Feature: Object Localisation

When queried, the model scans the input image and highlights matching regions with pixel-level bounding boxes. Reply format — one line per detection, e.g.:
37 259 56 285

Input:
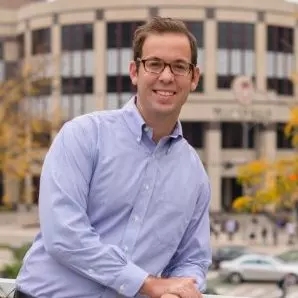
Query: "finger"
160 294 180 298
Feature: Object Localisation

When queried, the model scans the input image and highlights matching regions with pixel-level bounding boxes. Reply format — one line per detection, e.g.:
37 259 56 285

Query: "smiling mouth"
153 90 176 96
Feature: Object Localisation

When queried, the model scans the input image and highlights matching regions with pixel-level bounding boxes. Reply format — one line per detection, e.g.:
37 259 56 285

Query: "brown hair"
133 17 198 66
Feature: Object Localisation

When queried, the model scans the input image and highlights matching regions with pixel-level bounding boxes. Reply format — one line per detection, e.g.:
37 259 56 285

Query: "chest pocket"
153 191 194 248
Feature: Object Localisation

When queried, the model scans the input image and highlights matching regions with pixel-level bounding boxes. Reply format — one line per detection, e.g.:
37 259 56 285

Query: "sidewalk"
211 230 294 255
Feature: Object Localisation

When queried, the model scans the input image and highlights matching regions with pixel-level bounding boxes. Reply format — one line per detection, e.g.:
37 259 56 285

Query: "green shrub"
11 243 31 261
1 262 22 278
0 243 31 279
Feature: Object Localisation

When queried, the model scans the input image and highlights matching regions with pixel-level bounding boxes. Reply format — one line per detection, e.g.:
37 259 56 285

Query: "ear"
129 61 138 86
190 66 200 92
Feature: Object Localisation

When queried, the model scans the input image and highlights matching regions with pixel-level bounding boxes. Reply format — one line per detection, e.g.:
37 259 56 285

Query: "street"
207 271 298 297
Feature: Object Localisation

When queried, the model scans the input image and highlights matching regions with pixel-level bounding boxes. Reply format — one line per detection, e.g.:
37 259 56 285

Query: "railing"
0 278 249 298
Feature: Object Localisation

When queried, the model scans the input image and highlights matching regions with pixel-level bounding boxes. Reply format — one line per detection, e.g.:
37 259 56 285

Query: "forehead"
142 33 192 61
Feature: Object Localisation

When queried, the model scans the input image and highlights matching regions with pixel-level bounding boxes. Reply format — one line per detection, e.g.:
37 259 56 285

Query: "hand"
139 276 201 298
161 292 203 298
167 278 203 298
160 294 180 298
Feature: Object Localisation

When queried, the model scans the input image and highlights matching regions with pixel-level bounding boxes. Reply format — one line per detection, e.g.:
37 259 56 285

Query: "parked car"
211 245 250 270
219 253 298 284
276 249 298 263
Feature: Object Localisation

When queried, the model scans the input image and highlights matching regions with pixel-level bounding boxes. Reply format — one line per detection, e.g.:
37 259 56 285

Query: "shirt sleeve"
160 180 212 292
38 117 148 297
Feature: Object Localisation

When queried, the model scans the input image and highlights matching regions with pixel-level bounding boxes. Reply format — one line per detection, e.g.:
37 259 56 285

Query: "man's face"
129 33 200 119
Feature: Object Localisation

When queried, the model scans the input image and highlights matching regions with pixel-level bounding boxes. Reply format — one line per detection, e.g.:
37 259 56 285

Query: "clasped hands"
139 276 203 298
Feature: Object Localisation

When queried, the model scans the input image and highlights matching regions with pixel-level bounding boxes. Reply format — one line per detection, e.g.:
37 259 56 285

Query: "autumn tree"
233 107 298 213
0 59 59 209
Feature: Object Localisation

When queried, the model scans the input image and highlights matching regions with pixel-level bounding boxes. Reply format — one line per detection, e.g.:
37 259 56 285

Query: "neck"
136 102 178 143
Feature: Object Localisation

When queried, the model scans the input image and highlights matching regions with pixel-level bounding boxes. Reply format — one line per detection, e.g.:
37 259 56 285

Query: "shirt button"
88 269 94 274
137 137 141 142
144 184 149 190
119 284 126 292
144 126 149 132
133 215 139 222
123 245 128 252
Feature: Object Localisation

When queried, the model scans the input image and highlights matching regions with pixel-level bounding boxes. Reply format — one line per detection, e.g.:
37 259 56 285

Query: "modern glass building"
0 0 296 211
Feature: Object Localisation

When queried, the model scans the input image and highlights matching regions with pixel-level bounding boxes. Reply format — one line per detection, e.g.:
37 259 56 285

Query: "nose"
158 65 174 83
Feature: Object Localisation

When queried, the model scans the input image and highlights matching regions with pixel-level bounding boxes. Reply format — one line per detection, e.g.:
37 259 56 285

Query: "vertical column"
255 12 266 92
259 124 277 192
148 7 159 19
3 36 20 209
94 10 106 110
204 8 216 94
51 14 61 135
254 124 262 159
23 21 33 208
259 124 277 161
204 122 221 212
295 22 298 98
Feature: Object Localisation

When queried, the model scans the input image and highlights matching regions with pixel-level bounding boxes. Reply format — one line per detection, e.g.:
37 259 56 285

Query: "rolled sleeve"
111 261 149 297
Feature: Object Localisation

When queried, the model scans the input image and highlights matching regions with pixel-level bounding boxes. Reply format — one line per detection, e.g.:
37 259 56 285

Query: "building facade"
0 0 297 211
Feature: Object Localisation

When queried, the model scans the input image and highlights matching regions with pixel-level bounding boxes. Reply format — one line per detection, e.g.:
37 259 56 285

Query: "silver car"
219 253 298 284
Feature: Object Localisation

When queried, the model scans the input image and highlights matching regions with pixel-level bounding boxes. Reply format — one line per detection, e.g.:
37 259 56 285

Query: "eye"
146 60 163 68
173 63 189 71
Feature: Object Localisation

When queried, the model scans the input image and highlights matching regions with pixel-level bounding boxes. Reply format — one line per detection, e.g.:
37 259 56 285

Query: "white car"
219 253 298 284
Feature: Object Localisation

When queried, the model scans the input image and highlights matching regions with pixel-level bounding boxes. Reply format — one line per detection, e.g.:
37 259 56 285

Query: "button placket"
119 161 157 256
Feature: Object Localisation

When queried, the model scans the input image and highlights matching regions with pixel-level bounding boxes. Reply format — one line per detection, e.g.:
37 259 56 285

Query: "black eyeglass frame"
136 57 195 76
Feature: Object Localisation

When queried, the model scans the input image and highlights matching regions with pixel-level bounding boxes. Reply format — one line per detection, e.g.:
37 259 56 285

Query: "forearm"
162 263 209 291
42 218 148 296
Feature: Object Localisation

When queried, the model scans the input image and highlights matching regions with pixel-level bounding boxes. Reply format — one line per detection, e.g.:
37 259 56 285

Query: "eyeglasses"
137 58 194 77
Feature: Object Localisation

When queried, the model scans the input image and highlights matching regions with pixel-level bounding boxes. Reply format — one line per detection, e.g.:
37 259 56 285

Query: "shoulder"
52 109 123 155
61 109 124 137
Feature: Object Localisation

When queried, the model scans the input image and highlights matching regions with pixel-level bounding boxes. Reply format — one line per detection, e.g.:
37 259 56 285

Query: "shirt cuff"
111 261 149 297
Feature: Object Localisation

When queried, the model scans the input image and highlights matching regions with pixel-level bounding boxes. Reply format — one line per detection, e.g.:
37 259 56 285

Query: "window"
181 121 204 148
217 22 255 89
32 176 40 204
32 28 51 55
0 42 3 60
267 26 294 96
107 76 135 93
268 26 293 53
32 132 51 148
17 34 24 58
0 172 3 205
186 21 204 93
221 177 243 211
62 77 93 94
277 122 292 149
31 78 52 96
106 22 144 108
241 260 259 265
62 24 93 51
186 21 204 48
5 62 18 80
107 22 144 48
221 122 255 149
218 23 254 50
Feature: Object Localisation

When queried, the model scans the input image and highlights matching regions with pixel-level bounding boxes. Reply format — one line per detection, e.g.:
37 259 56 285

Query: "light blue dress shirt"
16 98 211 298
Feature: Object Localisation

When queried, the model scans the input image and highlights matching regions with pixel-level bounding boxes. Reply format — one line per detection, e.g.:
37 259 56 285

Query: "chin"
152 103 178 116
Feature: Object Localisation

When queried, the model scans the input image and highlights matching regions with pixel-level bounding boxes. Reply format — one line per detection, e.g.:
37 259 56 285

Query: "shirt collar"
122 96 183 143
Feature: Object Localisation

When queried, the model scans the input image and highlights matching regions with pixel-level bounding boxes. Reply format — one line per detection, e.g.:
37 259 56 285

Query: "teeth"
156 91 174 96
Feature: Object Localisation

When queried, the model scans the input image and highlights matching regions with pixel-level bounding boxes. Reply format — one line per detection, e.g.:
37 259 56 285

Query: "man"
15 17 211 298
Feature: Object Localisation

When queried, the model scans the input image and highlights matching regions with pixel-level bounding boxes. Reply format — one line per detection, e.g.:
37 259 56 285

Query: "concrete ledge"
0 278 249 298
